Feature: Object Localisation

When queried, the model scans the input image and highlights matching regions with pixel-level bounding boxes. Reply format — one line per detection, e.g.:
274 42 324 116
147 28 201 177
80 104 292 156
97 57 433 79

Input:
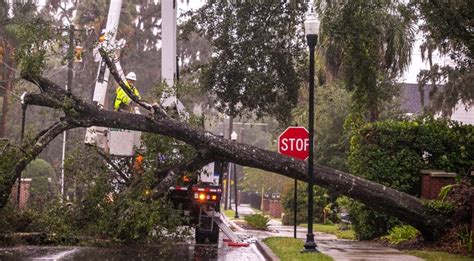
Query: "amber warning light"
194 192 218 202
199 193 206 201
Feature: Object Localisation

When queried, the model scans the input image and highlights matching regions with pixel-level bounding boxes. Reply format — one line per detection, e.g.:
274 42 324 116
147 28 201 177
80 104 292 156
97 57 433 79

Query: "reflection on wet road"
0 232 263 261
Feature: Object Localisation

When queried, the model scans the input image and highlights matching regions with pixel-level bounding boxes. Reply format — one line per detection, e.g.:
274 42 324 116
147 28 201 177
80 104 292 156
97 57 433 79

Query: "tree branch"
0 120 73 208
98 48 168 118
95 148 131 185
16 72 445 240
152 153 213 197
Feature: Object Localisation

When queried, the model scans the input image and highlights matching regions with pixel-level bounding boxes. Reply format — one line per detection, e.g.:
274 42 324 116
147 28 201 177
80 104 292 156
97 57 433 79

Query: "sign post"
278 126 310 238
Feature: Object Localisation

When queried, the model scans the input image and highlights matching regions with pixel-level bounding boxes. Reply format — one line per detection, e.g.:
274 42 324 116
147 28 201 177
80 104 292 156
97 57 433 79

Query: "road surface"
0 231 264 261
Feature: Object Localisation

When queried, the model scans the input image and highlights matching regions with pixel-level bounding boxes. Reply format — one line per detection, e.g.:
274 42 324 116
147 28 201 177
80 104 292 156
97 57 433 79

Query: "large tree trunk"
0 72 446 241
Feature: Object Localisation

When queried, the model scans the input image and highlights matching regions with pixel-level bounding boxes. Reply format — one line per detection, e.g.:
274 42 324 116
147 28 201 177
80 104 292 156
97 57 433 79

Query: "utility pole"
17 95 27 208
224 116 233 210
60 24 84 202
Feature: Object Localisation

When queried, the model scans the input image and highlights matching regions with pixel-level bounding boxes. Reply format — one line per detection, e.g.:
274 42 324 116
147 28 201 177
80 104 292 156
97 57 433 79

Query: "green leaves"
244 214 270 230
383 225 420 245
186 2 307 124
413 0 474 115
319 0 415 121
348 116 473 239
9 16 57 77
350 116 474 195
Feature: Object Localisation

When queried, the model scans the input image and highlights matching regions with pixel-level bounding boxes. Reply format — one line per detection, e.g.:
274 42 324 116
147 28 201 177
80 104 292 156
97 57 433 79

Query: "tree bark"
0 49 447 240
0 72 445 240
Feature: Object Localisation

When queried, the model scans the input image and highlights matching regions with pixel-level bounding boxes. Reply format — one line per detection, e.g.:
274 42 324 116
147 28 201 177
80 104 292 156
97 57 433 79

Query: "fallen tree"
0 74 447 241
0 50 448 241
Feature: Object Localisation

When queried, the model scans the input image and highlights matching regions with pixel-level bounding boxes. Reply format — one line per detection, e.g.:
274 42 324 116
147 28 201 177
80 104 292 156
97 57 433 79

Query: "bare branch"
95 148 131 185
98 48 168 118
152 153 213 197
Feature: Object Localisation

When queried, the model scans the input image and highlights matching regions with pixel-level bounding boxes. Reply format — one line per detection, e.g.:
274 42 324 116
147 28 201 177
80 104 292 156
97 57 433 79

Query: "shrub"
0 204 35 233
349 202 400 240
383 225 420 245
244 214 269 230
22 159 57 206
348 116 474 239
424 200 454 216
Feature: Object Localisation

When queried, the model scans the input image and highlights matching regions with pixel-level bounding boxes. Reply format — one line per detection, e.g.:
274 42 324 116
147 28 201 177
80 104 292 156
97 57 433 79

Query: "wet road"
0 231 263 261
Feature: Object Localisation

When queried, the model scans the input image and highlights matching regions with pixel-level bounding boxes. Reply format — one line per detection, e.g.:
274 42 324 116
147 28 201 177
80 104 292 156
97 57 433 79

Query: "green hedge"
348 116 474 239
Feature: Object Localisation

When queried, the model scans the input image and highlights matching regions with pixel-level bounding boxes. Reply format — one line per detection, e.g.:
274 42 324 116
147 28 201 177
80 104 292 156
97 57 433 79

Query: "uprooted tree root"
385 181 473 256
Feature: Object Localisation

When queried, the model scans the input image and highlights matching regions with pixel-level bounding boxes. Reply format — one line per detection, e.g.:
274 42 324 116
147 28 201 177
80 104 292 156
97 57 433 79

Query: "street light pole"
224 116 233 210
303 9 319 252
231 131 239 218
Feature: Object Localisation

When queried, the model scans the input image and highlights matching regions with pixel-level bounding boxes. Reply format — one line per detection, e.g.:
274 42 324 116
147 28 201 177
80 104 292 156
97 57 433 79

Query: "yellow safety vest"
114 82 141 111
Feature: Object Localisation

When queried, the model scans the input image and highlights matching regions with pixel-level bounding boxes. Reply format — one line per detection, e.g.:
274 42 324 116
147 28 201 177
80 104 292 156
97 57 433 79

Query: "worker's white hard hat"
126 72 137 81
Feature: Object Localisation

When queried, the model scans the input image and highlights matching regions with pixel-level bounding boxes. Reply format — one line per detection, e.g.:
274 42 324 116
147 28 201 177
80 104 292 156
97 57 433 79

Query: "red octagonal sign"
278 126 310 161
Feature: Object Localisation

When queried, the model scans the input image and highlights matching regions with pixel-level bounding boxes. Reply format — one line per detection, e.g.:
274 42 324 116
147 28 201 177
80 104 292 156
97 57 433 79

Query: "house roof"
399 83 434 114
400 83 473 125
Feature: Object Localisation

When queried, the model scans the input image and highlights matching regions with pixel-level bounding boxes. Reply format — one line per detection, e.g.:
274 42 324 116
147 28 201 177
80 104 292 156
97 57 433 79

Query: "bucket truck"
84 0 240 245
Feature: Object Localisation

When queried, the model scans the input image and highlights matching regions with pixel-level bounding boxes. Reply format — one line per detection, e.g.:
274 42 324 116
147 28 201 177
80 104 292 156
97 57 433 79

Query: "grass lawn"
406 250 473 261
223 209 237 219
264 237 333 261
300 223 355 240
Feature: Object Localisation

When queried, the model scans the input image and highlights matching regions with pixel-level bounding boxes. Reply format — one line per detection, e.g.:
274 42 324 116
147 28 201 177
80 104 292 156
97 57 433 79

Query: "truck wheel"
208 224 219 243
195 224 219 244
195 227 205 244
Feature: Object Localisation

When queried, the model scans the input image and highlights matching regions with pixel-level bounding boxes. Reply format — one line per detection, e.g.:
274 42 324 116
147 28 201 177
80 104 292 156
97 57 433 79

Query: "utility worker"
133 153 144 175
114 72 141 112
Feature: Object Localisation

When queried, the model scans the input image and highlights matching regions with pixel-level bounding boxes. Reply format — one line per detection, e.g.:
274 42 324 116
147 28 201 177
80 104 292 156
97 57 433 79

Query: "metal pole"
235 127 244 218
17 104 27 208
294 179 297 238
227 117 233 210
303 33 318 252
61 24 75 202
61 131 67 201
224 116 233 210
234 160 239 218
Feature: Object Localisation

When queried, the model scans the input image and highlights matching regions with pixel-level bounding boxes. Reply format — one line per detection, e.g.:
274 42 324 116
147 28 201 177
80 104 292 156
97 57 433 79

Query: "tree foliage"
348 116 474 239
184 2 307 124
412 0 474 114
318 0 415 121
293 82 352 172
350 116 474 195
22 159 57 204
0 1 467 244
239 167 290 194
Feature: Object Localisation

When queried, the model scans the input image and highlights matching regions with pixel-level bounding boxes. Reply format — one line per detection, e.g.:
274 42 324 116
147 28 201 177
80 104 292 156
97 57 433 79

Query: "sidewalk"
226 205 423 261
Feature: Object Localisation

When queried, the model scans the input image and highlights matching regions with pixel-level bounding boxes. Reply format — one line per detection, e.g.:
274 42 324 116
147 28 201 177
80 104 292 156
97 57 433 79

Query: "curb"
255 240 280 261
220 212 245 232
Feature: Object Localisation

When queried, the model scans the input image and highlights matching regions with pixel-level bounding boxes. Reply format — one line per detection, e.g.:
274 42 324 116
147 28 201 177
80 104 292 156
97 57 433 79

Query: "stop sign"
278 127 310 160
